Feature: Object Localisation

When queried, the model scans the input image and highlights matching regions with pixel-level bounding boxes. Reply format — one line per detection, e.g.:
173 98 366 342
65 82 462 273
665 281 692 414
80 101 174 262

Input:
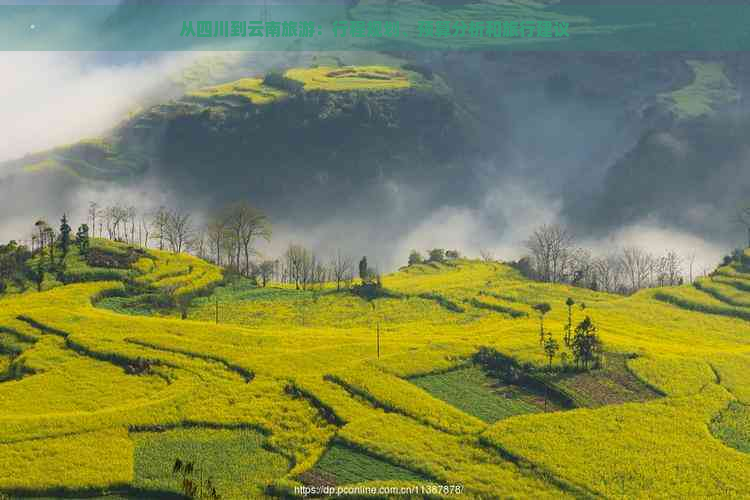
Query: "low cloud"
0 51 198 164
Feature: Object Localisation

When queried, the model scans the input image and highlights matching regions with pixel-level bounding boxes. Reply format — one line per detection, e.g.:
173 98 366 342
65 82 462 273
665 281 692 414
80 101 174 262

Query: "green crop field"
307 444 427 486
410 366 542 422
1 238 750 498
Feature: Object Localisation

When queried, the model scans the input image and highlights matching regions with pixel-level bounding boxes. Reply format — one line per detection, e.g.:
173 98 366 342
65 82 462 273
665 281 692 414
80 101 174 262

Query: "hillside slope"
0 64 477 218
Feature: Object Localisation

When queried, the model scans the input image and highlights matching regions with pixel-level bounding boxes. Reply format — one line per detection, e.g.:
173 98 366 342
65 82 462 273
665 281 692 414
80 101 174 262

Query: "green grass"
658 60 739 119
192 278 305 305
95 296 159 317
26 239 137 290
309 444 426 485
61 251 133 284
131 427 289 499
710 401 750 454
188 78 288 105
554 354 662 408
409 365 540 423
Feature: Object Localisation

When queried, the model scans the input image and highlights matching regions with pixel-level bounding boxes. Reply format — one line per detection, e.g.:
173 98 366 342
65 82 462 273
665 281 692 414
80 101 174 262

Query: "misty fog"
1 44 746 273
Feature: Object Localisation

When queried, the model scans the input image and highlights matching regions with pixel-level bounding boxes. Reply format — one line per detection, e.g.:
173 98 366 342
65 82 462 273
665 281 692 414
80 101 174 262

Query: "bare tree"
330 250 353 290
620 246 654 292
285 244 313 290
592 254 623 293
311 254 328 289
103 207 114 240
685 252 696 283
207 208 231 266
479 249 494 263
34 219 49 253
164 209 193 254
569 247 594 287
191 228 208 260
525 224 575 283
225 202 271 275
258 260 275 287
734 206 750 248
659 251 682 286
88 202 100 238
127 206 137 244
103 205 129 241
151 206 170 251
139 213 151 248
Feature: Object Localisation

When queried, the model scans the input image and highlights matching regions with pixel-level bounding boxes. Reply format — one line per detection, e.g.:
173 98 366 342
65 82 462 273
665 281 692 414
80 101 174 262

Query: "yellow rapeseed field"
1 244 750 497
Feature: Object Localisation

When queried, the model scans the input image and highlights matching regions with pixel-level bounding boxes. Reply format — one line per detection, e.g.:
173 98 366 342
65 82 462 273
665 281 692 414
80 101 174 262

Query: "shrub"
428 248 446 263
473 347 524 382
445 250 460 260
408 250 423 266
262 71 304 94
350 282 402 300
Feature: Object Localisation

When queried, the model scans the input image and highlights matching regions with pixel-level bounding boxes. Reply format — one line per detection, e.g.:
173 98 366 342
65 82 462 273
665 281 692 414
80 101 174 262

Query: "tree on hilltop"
331 250 354 290
359 256 369 282
564 297 575 347
408 250 423 266
44 226 56 265
224 202 271 276
734 205 750 248
259 260 275 287
59 214 72 261
525 224 574 283
571 316 602 371
445 250 460 260
151 206 170 251
76 224 90 256
163 209 194 254
428 248 446 263
34 219 49 253
533 302 551 345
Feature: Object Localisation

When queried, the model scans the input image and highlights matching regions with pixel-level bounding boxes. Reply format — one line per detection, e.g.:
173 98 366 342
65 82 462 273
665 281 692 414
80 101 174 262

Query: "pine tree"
76 224 90 255
571 316 601 371
359 256 369 283
59 214 72 261
564 297 575 347
533 303 551 345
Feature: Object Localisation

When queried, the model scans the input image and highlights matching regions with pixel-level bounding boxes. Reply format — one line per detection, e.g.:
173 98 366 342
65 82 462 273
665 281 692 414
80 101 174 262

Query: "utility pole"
371 301 380 359
215 296 219 324
377 321 380 359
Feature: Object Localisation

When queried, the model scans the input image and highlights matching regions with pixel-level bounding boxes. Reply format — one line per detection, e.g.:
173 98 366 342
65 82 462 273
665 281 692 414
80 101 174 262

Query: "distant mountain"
0 64 479 222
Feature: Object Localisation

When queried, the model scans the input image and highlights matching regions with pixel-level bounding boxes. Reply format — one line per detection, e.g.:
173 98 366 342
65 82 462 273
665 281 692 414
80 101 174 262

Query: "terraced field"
1 242 750 497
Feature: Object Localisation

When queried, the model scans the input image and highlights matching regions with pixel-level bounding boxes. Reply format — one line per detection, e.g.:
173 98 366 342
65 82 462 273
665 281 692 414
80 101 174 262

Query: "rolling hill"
0 63 475 216
0 240 749 497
